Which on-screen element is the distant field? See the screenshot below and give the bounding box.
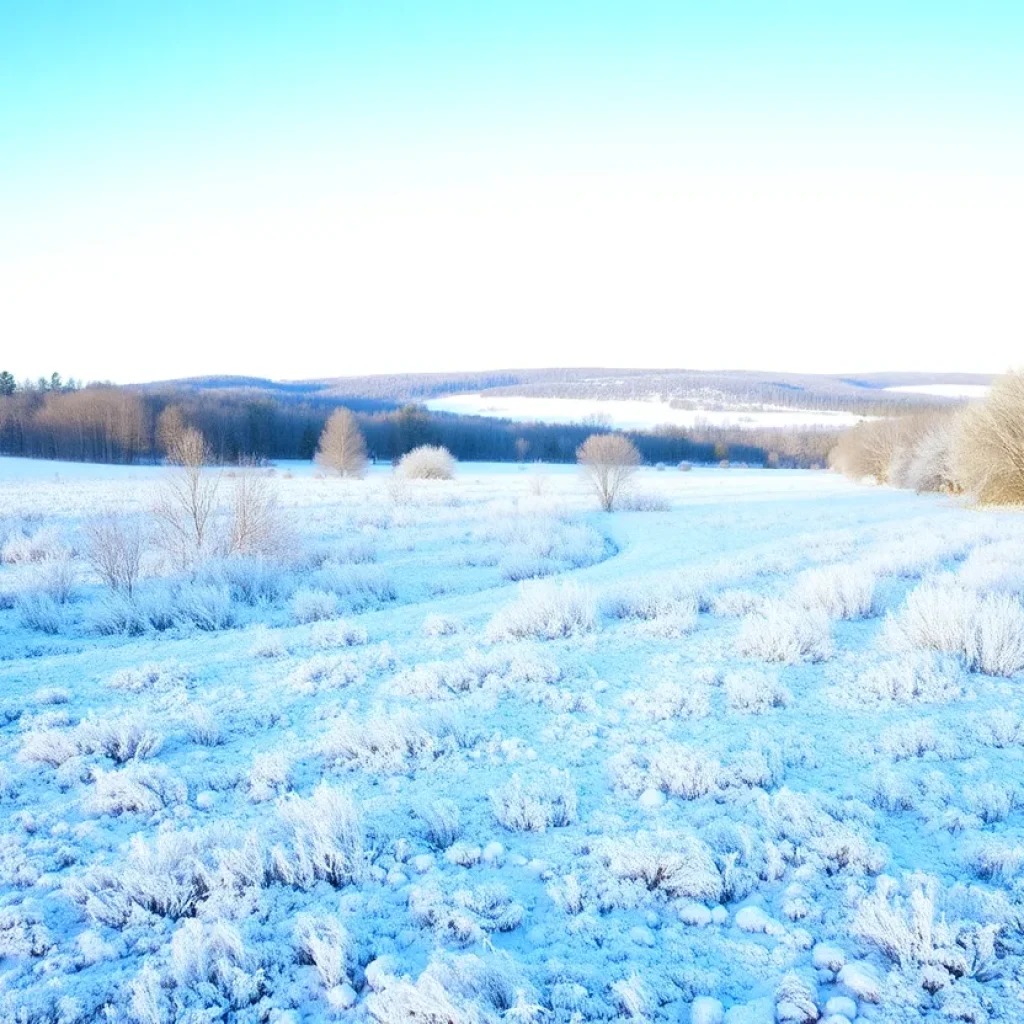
[425,393,870,430]
[885,383,991,399]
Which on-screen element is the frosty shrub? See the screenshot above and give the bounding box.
[182,704,223,747]
[953,370,1024,504]
[170,918,261,1010]
[724,669,791,713]
[851,875,999,978]
[366,962,481,1024]
[646,744,720,799]
[892,415,961,494]
[33,552,78,604]
[270,783,364,888]
[847,653,964,706]
[602,832,721,901]
[87,765,176,816]
[292,587,340,623]
[248,751,292,802]
[287,654,362,695]
[308,618,369,648]
[490,771,578,831]
[319,710,434,773]
[249,626,287,658]
[883,582,1024,676]
[70,829,221,925]
[19,727,80,768]
[2,524,65,564]
[423,613,461,637]
[77,714,163,764]
[617,491,671,512]
[738,601,833,663]
[84,593,147,636]
[83,512,145,596]
[294,914,351,989]
[793,564,877,620]
[315,407,368,478]
[16,591,66,634]
[577,432,641,511]
[486,582,596,641]
[396,445,456,480]
[602,580,698,635]
[418,798,463,848]
[174,582,235,631]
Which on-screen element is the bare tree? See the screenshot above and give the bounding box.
[154,426,220,567]
[315,408,368,477]
[228,464,286,558]
[514,437,530,462]
[577,433,641,511]
[84,512,145,595]
[954,371,1024,504]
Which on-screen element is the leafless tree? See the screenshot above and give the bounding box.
[954,371,1024,504]
[514,437,530,462]
[154,426,220,567]
[577,433,641,511]
[228,465,286,557]
[315,408,368,477]
[84,512,145,595]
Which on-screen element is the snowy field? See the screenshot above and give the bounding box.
[884,385,991,400]
[3,458,1024,1023]
[424,394,869,431]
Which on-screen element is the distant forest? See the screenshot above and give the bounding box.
[0,375,841,468]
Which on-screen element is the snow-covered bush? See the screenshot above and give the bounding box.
[170,918,261,1009]
[174,582,235,631]
[2,524,65,564]
[418,798,463,849]
[270,783,364,888]
[883,582,1024,676]
[292,587,339,623]
[16,591,66,634]
[851,874,1000,979]
[308,618,369,648]
[601,832,722,902]
[490,772,578,831]
[793,564,877,620]
[843,653,964,706]
[78,714,163,764]
[396,445,456,480]
[248,751,291,802]
[182,704,223,746]
[287,654,362,695]
[486,582,596,641]
[423,613,461,637]
[738,601,833,663]
[294,914,351,989]
[724,669,791,713]
[319,710,435,773]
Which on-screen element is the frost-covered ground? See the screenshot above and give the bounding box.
[3,458,1024,1023]
[423,394,870,430]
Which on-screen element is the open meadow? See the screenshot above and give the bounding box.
[3,458,1024,1023]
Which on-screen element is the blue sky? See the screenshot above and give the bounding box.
[2,1,1022,382]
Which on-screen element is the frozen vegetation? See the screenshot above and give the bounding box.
[2,457,1024,1022]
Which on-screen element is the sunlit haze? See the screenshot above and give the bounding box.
[2,2,1022,383]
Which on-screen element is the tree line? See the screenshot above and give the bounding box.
[0,375,838,468]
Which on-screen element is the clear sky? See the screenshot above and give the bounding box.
[2,1,1022,383]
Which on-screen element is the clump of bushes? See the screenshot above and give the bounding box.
[395,445,456,480]
[830,371,1024,505]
